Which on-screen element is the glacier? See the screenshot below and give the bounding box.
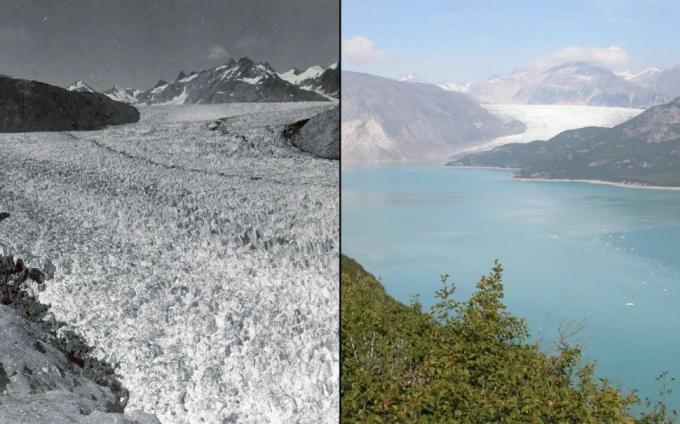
[0,102,339,424]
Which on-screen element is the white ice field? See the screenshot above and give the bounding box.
[466,103,644,153]
[0,102,339,423]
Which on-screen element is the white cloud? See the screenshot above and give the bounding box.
[342,36,390,65]
[207,44,229,60]
[532,46,631,70]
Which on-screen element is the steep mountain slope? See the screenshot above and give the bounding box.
[137,57,327,105]
[449,97,680,187]
[654,65,680,99]
[342,71,525,163]
[0,76,139,132]
[470,62,666,108]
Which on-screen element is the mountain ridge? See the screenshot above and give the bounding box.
[0,75,139,132]
[342,71,526,163]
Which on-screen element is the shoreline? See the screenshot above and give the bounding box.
[512,176,680,191]
[445,165,680,191]
[442,165,520,171]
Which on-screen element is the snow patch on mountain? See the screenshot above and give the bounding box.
[137,57,326,104]
[279,63,339,99]
[279,65,324,85]
[103,86,141,104]
[398,74,426,83]
[66,80,95,93]
[439,81,472,93]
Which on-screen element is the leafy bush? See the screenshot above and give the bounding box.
[341,255,676,423]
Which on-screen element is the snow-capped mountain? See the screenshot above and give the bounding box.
[617,67,662,86]
[66,80,96,93]
[103,86,141,104]
[439,81,472,93]
[137,57,328,105]
[279,63,338,98]
[398,74,426,83]
[279,65,325,85]
[623,65,680,100]
[469,62,666,108]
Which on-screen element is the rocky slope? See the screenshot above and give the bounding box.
[342,71,525,163]
[285,105,339,159]
[449,97,680,187]
[0,218,158,423]
[0,76,139,132]
[136,57,327,105]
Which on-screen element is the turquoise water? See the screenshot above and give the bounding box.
[342,166,680,406]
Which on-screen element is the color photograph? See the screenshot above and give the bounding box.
[342,0,680,422]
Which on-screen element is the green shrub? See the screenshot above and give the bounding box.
[341,255,675,423]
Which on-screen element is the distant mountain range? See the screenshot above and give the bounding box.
[66,57,337,105]
[440,62,680,108]
[464,62,666,108]
[1,76,139,132]
[448,97,680,187]
[136,57,328,104]
[620,65,680,100]
[342,71,525,163]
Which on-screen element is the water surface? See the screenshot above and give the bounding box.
[342,166,680,405]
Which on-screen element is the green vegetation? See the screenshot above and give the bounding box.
[448,98,680,187]
[341,255,676,423]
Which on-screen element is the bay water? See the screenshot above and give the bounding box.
[342,165,680,406]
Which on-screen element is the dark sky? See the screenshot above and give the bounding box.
[0,0,339,90]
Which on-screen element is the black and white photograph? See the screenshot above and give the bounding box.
[0,1,339,423]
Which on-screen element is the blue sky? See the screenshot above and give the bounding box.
[342,0,680,83]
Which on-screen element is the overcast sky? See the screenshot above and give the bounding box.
[0,0,339,90]
[342,0,680,83]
